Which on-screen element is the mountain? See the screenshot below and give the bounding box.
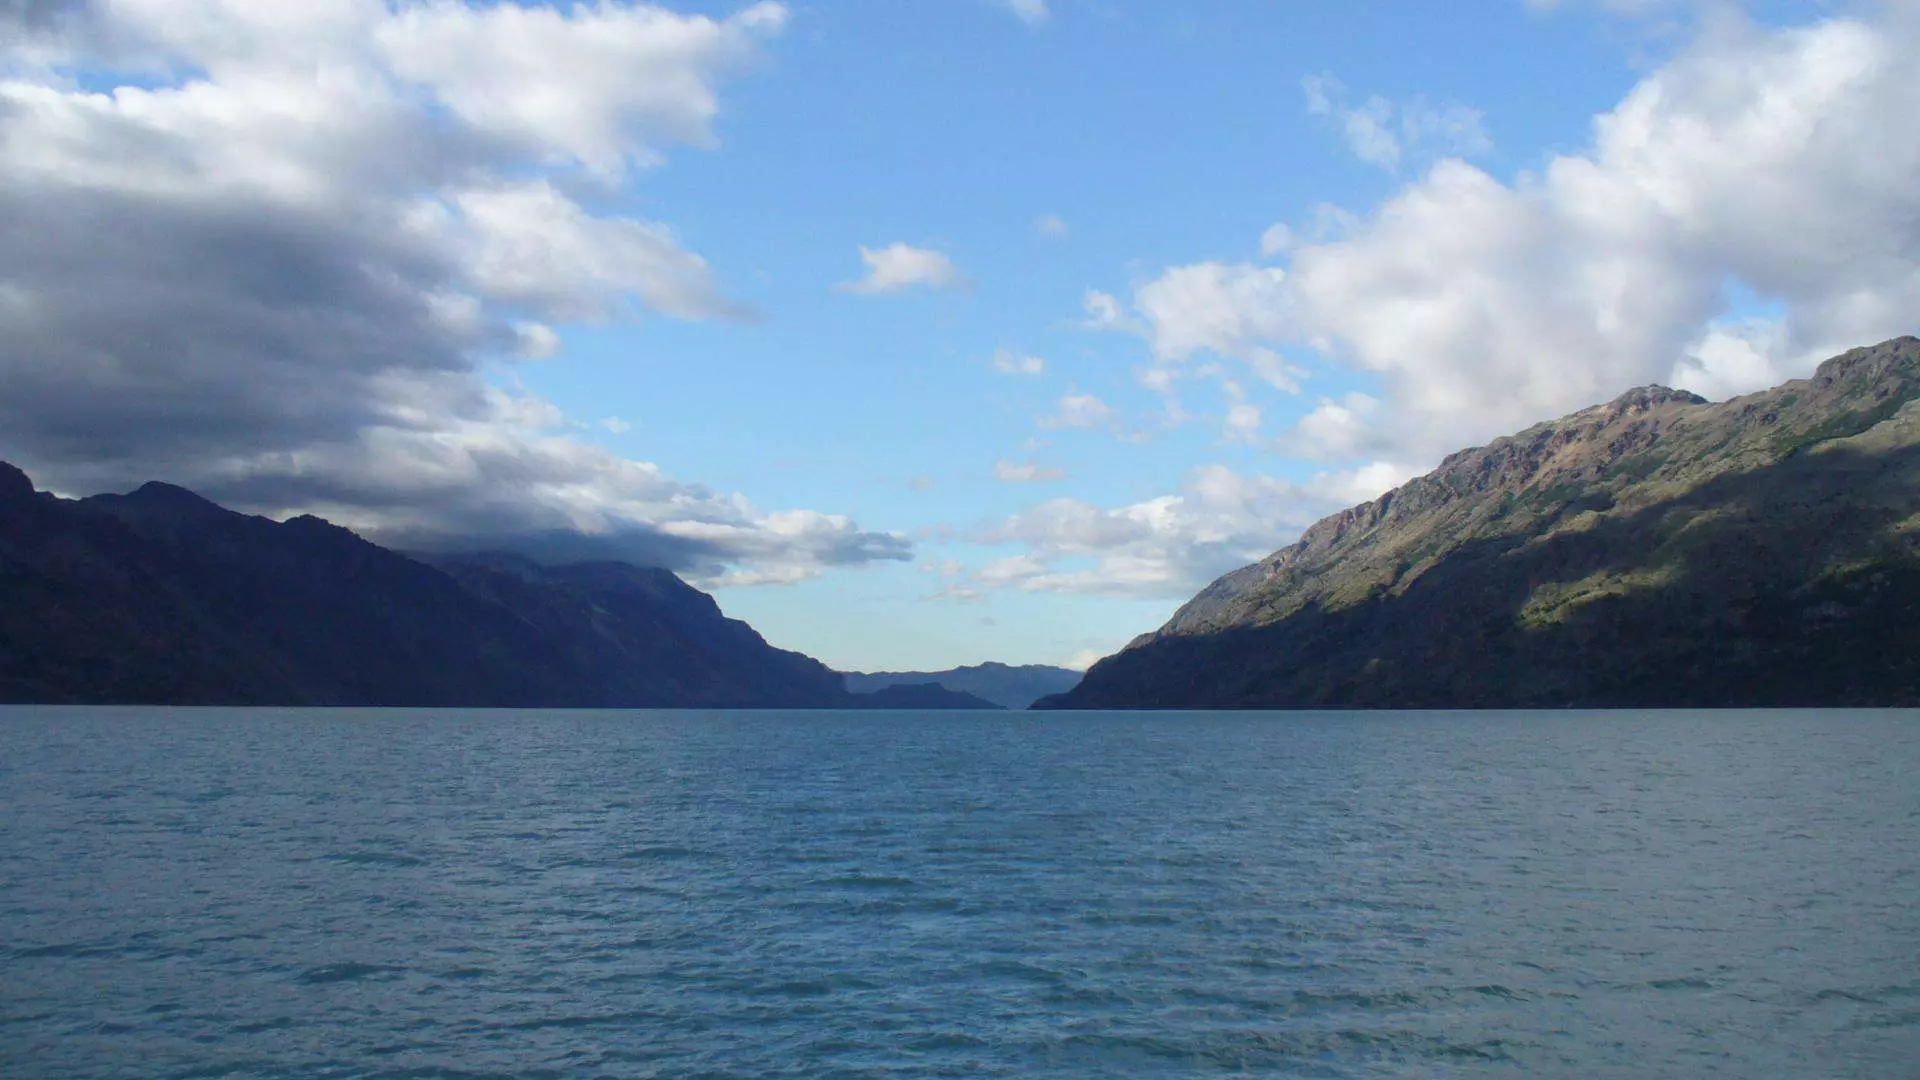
[0,467,858,707]
[846,682,1004,709]
[1041,336,1920,709]
[843,662,1082,709]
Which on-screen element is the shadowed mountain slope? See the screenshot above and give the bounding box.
[1041,336,1920,709]
[842,662,1081,709]
[0,470,875,708]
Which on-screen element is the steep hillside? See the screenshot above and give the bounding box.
[0,468,855,707]
[1042,336,1920,708]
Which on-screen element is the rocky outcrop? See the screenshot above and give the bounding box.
[1041,336,1920,709]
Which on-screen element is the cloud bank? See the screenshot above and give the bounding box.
[1036,5,1920,598]
[1090,6,1920,483]
[0,0,909,585]
[968,463,1399,599]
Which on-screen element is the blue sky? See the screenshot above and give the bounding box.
[3,0,1917,670]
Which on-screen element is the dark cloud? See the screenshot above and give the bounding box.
[0,0,908,583]
[0,184,470,474]
[1,0,91,32]
[390,528,748,580]
[393,525,912,579]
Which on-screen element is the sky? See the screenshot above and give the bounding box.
[3,0,1918,672]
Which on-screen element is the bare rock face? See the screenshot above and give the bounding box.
[1043,336,1920,709]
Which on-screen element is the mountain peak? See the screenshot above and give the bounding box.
[1052,337,1920,709]
[1605,384,1708,411]
[1812,334,1920,385]
[117,481,230,516]
[0,461,35,503]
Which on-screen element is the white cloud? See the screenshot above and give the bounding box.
[968,464,1374,598]
[839,243,965,294]
[994,458,1066,483]
[1302,74,1492,170]
[1001,0,1050,26]
[1139,367,1179,395]
[977,552,1052,586]
[376,0,787,176]
[1060,648,1106,672]
[1081,289,1142,333]
[917,560,980,601]
[0,1,912,587]
[992,348,1046,376]
[1223,400,1263,443]
[998,349,1044,378]
[1097,8,1920,472]
[1040,392,1114,430]
[1401,97,1495,159]
[1100,262,1304,408]
[1036,214,1068,237]
[513,321,563,359]
[1286,392,1382,459]
[1309,460,1419,506]
[1295,13,1920,455]
[1258,223,1294,257]
[1133,262,1292,364]
[420,180,735,321]
[1304,75,1401,168]
[195,383,909,586]
[1667,317,1795,402]
[708,564,818,588]
[600,417,633,434]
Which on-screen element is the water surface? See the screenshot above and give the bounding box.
[3,707,1916,1077]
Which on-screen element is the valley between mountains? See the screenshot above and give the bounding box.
[7,337,1920,709]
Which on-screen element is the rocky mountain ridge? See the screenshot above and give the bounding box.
[1042,336,1920,708]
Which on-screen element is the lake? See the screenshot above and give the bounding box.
[2,707,1916,1078]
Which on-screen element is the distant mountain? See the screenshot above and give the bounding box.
[0,466,863,708]
[1042,336,1920,709]
[844,662,1082,709]
[846,682,1003,710]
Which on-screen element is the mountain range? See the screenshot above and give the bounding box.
[0,466,991,709]
[842,662,1082,710]
[1042,336,1920,709]
[13,336,1920,710]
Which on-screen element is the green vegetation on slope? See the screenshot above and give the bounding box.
[1044,336,1920,709]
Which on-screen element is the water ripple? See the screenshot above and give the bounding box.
[2,706,1917,1077]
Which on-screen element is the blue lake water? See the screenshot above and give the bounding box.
[2,707,1917,1078]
